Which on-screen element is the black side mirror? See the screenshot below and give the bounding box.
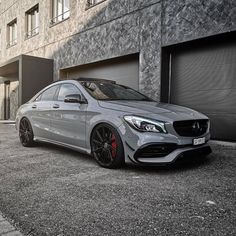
[64,94,85,103]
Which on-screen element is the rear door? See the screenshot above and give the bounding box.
[51,83,87,148]
[30,85,59,140]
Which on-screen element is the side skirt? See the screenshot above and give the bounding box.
[34,136,91,155]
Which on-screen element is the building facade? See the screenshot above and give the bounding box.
[0,0,236,140]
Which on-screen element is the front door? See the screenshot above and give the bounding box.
[51,83,87,149]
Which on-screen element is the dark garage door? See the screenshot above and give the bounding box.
[170,37,236,141]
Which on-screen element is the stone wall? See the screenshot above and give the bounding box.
[162,0,236,45]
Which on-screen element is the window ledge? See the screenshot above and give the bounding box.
[85,0,107,10]
[6,42,17,49]
[25,32,39,40]
[49,16,70,28]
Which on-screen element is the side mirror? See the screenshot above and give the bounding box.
[64,94,85,104]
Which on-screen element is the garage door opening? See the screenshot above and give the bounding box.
[60,54,139,90]
[161,32,236,141]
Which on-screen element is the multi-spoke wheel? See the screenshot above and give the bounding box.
[91,123,124,168]
[19,118,35,147]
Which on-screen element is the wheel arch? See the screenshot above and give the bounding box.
[19,116,35,135]
[89,121,119,145]
[89,121,125,168]
[87,120,124,153]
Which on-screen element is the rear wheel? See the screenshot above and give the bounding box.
[91,124,124,168]
[19,118,35,147]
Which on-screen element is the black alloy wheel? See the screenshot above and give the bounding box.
[19,118,35,147]
[91,123,124,168]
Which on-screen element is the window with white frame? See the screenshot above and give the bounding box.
[86,0,105,8]
[7,19,17,47]
[51,0,70,24]
[26,4,39,39]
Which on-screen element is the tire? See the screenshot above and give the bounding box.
[91,123,125,169]
[19,117,35,147]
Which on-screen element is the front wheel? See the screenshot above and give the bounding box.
[91,124,124,169]
[19,117,35,147]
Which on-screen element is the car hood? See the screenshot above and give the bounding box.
[98,100,208,122]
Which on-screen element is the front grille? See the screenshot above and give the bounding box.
[173,119,208,137]
[134,143,177,159]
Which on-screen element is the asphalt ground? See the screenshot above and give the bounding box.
[0,124,235,236]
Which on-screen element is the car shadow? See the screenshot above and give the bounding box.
[33,142,214,173]
[123,154,214,174]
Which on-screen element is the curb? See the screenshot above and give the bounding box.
[209,140,236,149]
[0,213,23,236]
[0,121,15,125]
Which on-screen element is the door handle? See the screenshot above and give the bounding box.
[32,104,37,109]
[53,104,60,109]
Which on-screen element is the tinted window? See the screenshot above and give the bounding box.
[40,85,59,101]
[80,82,153,101]
[58,83,82,101]
[34,94,42,101]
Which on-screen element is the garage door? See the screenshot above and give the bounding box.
[170,39,236,141]
[60,54,139,90]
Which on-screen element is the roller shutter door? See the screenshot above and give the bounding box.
[170,40,236,141]
[61,54,139,90]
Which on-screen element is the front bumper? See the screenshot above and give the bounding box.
[118,122,212,165]
[133,143,211,165]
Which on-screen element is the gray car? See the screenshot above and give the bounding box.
[16,78,212,168]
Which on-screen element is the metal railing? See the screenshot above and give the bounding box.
[25,26,39,39]
[50,10,70,25]
[86,0,106,8]
[7,39,17,48]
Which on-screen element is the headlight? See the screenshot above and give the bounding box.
[207,120,210,132]
[124,115,167,133]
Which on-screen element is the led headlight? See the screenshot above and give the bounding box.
[124,115,167,133]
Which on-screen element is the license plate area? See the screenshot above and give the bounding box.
[193,137,205,146]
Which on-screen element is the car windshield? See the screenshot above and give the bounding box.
[80,81,153,101]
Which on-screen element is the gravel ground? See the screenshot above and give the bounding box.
[0,124,235,236]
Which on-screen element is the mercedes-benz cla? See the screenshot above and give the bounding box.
[16,78,212,168]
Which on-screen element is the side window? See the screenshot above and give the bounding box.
[41,85,59,101]
[34,94,42,101]
[57,83,82,101]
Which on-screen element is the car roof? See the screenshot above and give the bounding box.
[73,77,116,84]
[50,77,116,85]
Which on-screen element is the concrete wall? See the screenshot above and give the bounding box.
[0,0,236,101]
[21,55,53,104]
